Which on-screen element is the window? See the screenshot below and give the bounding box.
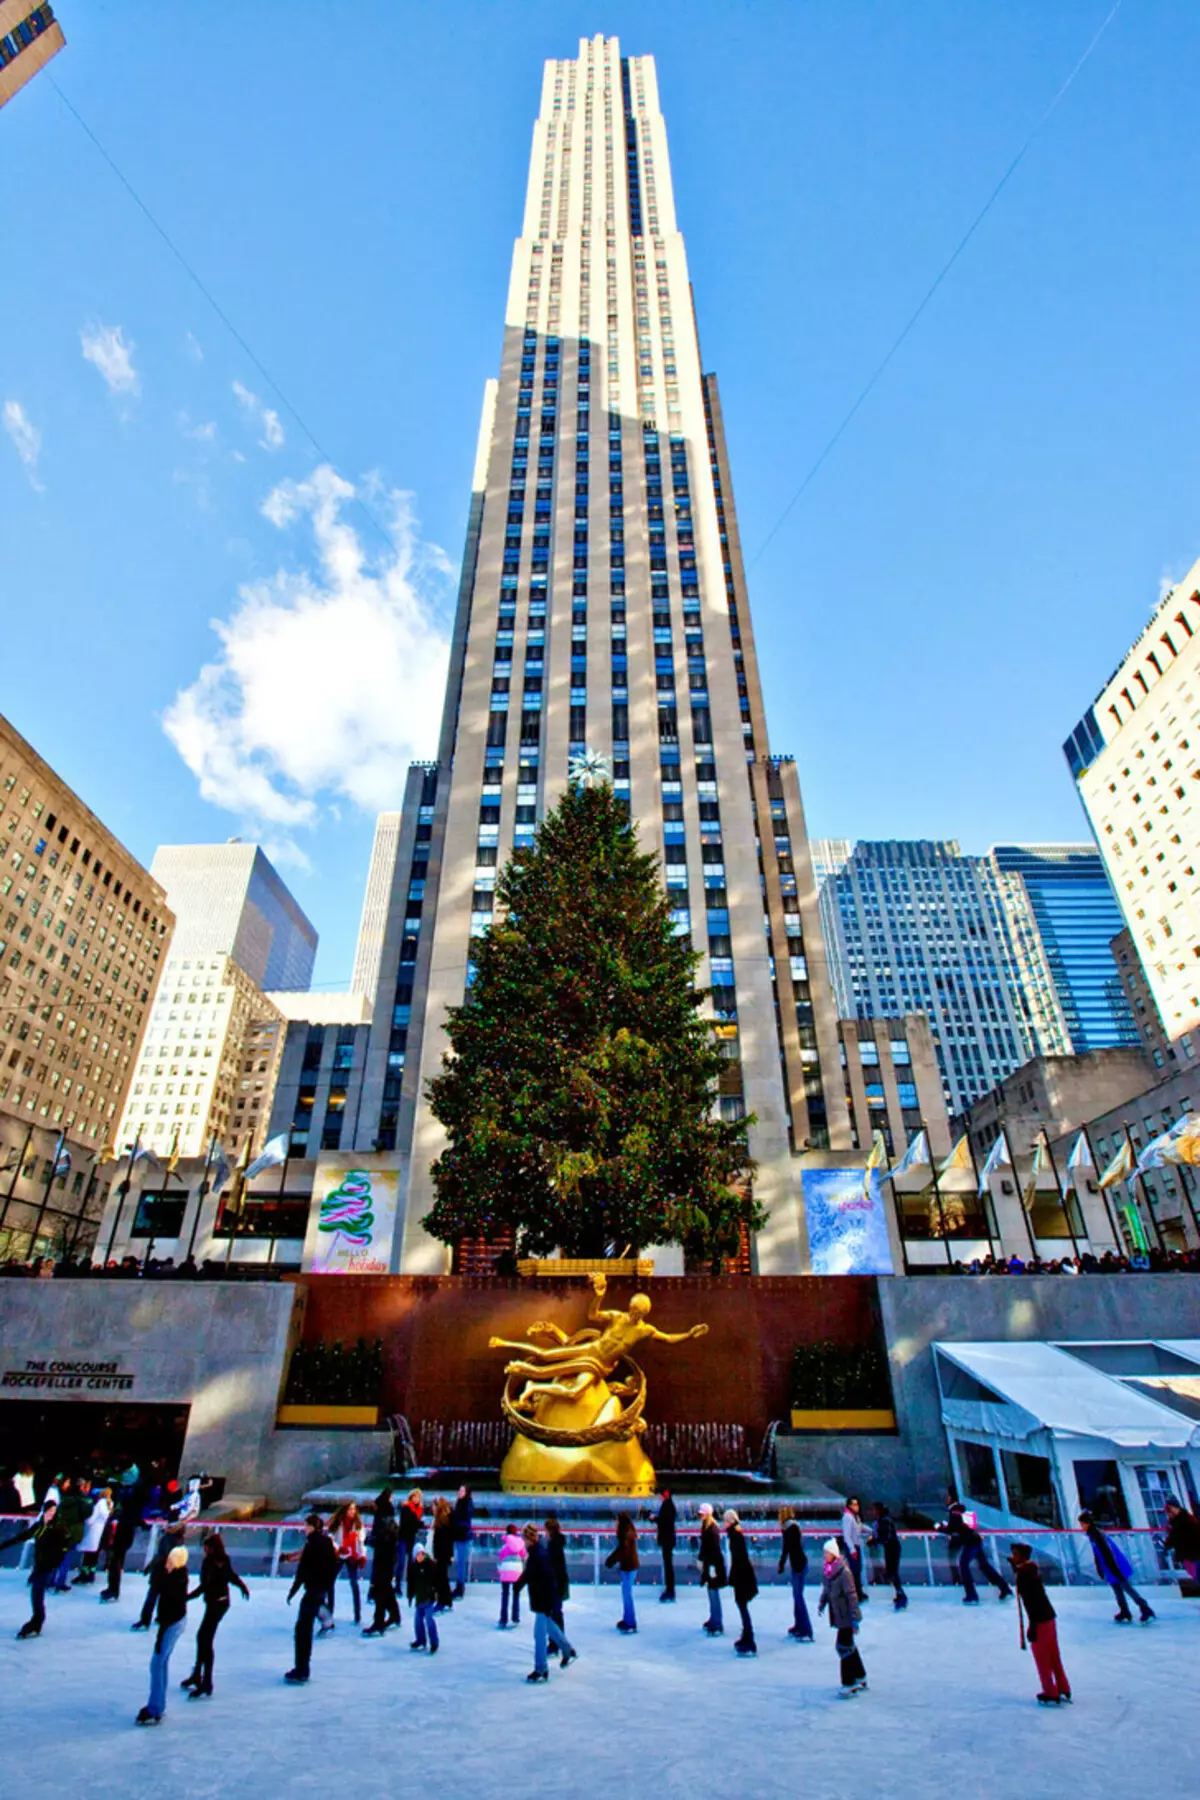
[1073,1460,1128,1528]
[1000,1450,1060,1526]
[958,1439,1001,1510]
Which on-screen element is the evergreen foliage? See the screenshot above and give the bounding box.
[423,779,760,1261]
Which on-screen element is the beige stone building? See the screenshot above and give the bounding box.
[0,2,64,111]
[0,713,173,1257]
[838,1015,950,1160]
[1066,552,1200,1042]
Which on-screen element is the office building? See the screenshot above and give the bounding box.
[117,843,316,1162]
[1065,553,1200,1043]
[351,811,404,1000]
[0,2,63,111]
[354,37,847,1272]
[837,1014,950,1159]
[0,713,173,1258]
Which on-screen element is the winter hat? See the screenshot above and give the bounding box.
[413,1537,429,1556]
[165,1546,188,1572]
[698,1503,714,1518]
[822,1538,841,1560]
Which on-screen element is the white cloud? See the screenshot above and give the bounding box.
[184,331,204,361]
[3,400,43,489]
[80,322,139,398]
[179,414,217,442]
[162,465,451,846]
[232,379,284,450]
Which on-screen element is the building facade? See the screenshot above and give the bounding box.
[117,843,315,1163]
[1065,553,1200,1044]
[0,2,63,111]
[353,37,847,1272]
[837,1014,950,1159]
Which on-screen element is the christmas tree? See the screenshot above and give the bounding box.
[422,775,760,1262]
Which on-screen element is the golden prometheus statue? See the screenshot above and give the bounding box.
[489,1272,709,1493]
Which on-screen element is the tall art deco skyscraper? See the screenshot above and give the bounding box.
[354,38,847,1272]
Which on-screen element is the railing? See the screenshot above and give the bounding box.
[0,1517,1187,1589]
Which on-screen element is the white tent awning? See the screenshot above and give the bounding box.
[934,1341,1200,1451]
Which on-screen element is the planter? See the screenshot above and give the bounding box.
[276,1403,379,1429]
[789,1408,896,1432]
[517,1257,655,1278]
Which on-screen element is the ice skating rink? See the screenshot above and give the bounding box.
[1,1576,1196,1799]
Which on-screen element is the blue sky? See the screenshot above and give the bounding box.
[2,1,1198,987]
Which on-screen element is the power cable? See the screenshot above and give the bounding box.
[47,74,403,560]
[749,0,1125,567]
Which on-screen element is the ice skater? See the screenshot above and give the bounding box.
[777,1505,813,1640]
[451,1485,474,1599]
[363,1497,400,1636]
[544,1514,570,1650]
[870,1502,907,1609]
[515,1524,577,1683]
[818,1538,867,1696]
[655,1488,677,1602]
[940,1500,1012,1604]
[1078,1511,1155,1623]
[1163,1498,1200,1584]
[329,1501,366,1626]
[284,1513,338,1684]
[182,1531,249,1698]
[431,1496,455,1611]
[73,1485,112,1585]
[839,1496,867,1603]
[497,1522,526,1628]
[606,1512,639,1633]
[4,1498,68,1639]
[1009,1543,1071,1706]
[724,1510,758,1656]
[136,1544,190,1725]
[408,1540,440,1653]
[698,1502,726,1636]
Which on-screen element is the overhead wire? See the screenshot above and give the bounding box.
[749,0,1125,567]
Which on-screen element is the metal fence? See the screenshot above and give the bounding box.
[0,1518,1188,1590]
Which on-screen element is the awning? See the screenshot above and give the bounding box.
[934,1340,1200,1451]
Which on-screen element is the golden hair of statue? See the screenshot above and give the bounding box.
[489,1272,708,1493]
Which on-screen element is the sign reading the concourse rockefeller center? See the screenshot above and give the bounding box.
[2,1359,136,1393]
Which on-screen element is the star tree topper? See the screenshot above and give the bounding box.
[568,748,613,790]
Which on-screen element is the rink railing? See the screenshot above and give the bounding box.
[0,1518,1190,1589]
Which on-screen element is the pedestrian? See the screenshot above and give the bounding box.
[133,1522,186,1631]
[777,1505,813,1640]
[53,1474,90,1591]
[136,1543,190,1725]
[329,1501,366,1626]
[817,1538,867,1696]
[544,1514,570,1648]
[12,1460,36,1511]
[1008,1543,1071,1706]
[497,1522,526,1628]
[655,1487,677,1602]
[363,1498,400,1636]
[870,1501,907,1610]
[284,1513,339,1684]
[74,1485,113,1584]
[840,1495,867,1603]
[606,1511,639,1633]
[396,1487,423,1596]
[408,1540,440,1654]
[101,1472,149,1603]
[451,1484,474,1599]
[1162,1499,1200,1585]
[724,1510,758,1656]
[940,1500,1012,1605]
[4,1498,68,1639]
[1078,1510,1155,1623]
[698,1502,726,1636]
[431,1496,455,1611]
[516,1523,577,1683]
[181,1531,249,1698]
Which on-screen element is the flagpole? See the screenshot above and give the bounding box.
[925,1118,952,1268]
[0,1123,35,1249]
[185,1134,216,1268]
[28,1132,67,1261]
[1175,1155,1200,1246]
[1125,1120,1166,1254]
[67,1151,102,1262]
[883,1161,911,1277]
[964,1133,1001,1262]
[1005,1128,1039,1261]
[1041,1132,1081,1263]
[143,1127,181,1272]
[1081,1123,1123,1251]
[100,1128,140,1268]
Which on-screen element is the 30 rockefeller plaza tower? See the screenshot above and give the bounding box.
[352,38,846,1271]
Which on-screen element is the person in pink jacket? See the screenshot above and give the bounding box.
[497,1524,527,1629]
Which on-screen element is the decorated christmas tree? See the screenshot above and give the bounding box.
[422,773,760,1262]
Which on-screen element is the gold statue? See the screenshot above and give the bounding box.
[489,1272,709,1493]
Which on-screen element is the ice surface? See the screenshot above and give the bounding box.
[1,1573,1196,1800]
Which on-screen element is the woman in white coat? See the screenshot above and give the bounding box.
[74,1486,113,1585]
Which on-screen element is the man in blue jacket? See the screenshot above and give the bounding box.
[1078,1511,1155,1623]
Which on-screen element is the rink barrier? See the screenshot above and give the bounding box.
[0,1517,1188,1589]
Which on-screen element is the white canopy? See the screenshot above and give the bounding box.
[934,1340,1200,1450]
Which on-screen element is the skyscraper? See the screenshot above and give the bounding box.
[0,3,64,112]
[1065,553,1200,1043]
[355,38,846,1272]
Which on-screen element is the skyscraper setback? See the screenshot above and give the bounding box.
[354,38,846,1271]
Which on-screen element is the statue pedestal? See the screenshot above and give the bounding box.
[500,1429,656,1495]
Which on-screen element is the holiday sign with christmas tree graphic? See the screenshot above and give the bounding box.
[303,1158,400,1273]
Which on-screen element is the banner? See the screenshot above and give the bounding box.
[302,1156,400,1274]
[801,1166,895,1276]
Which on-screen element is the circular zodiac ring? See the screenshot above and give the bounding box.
[500,1354,648,1447]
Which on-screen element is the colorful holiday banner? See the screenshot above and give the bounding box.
[801,1165,895,1276]
[302,1156,400,1274]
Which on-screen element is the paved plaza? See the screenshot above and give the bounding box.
[1,1574,1196,1799]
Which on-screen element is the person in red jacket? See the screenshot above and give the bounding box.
[1008,1543,1071,1706]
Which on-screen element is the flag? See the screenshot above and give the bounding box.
[977,1133,1010,1195]
[1065,1132,1094,1185]
[166,1126,181,1175]
[128,1144,161,1173]
[863,1130,888,1198]
[1134,1117,1189,1176]
[1098,1138,1134,1190]
[208,1141,232,1195]
[243,1133,289,1183]
[1159,1114,1200,1168]
[938,1135,972,1179]
[95,1142,117,1167]
[889,1129,929,1181]
[1023,1131,1059,1211]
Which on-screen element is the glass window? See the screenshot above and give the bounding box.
[1073,1459,1129,1528]
[1000,1450,1060,1526]
[958,1439,1001,1510]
